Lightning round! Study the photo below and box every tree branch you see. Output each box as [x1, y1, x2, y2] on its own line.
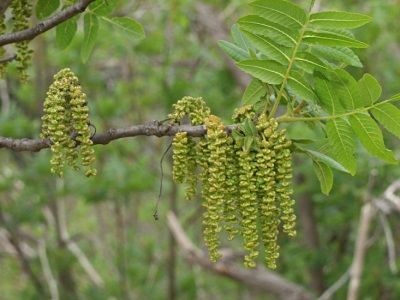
[0, 0, 96, 47]
[0, 122, 239, 152]
[167, 211, 314, 300]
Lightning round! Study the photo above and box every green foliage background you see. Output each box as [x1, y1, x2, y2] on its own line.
[0, 0, 400, 299]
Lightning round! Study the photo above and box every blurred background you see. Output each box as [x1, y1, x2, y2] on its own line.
[1, 0, 400, 299]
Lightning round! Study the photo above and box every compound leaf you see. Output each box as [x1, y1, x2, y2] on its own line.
[237, 60, 286, 85]
[102, 17, 145, 41]
[218, 40, 250, 62]
[371, 103, 400, 139]
[287, 70, 318, 103]
[250, 0, 307, 30]
[242, 78, 268, 106]
[36, 0, 59, 19]
[313, 160, 333, 195]
[81, 13, 99, 63]
[56, 14, 78, 50]
[349, 113, 397, 164]
[358, 73, 382, 106]
[309, 11, 372, 29]
[326, 118, 357, 175]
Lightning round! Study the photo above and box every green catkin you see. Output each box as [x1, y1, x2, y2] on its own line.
[41, 68, 96, 177]
[172, 132, 198, 200]
[168, 96, 211, 125]
[10, 0, 33, 83]
[170, 98, 296, 268]
[237, 148, 259, 268]
[223, 137, 239, 241]
[201, 115, 229, 262]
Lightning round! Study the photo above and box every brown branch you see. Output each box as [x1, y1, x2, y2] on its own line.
[0, 0, 96, 47]
[167, 211, 314, 300]
[0, 122, 239, 152]
[0, 53, 17, 63]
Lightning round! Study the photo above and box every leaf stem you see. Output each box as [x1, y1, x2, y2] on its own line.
[268, 12, 311, 119]
[277, 96, 400, 123]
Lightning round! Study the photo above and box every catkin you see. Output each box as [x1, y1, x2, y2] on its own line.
[169, 97, 296, 268]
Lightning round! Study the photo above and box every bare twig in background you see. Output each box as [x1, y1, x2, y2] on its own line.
[0, 53, 16, 63]
[347, 171, 377, 300]
[167, 211, 313, 300]
[55, 197, 105, 289]
[38, 235, 59, 300]
[317, 268, 350, 300]
[379, 213, 398, 274]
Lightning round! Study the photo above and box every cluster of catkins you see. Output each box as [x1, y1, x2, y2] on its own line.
[41, 68, 96, 178]
[0, 0, 33, 82]
[170, 97, 296, 269]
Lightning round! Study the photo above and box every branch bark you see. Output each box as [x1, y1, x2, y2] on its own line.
[0, 0, 96, 47]
[167, 211, 314, 300]
[0, 122, 239, 152]
[0, 0, 12, 17]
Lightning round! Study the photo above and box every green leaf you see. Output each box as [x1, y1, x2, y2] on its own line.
[306, 149, 349, 173]
[358, 73, 382, 106]
[218, 40, 250, 62]
[371, 103, 400, 139]
[101, 17, 145, 41]
[81, 14, 99, 63]
[311, 45, 362, 68]
[238, 15, 300, 47]
[244, 136, 255, 152]
[349, 113, 397, 164]
[244, 118, 258, 136]
[237, 60, 286, 85]
[303, 30, 368, 48]
[89, 0, 119, 16]
[36, 0, 59, 19]
[326, 118, 357, 175]
[242, 78, 267, 106]
[287, 70, 318, 103]
[294, 51, 328, 74]
[331, 69, 363, 110]
[314, 73, 345, 115]
[250, 0, 307, 30]
[231, 24, 254, 51]
[242, 30, 292, 65]
[313, 161, 333, 195]
[309, 11, 372, 29]
[232, 129, 244, 140]
[56, 15, 78, 50]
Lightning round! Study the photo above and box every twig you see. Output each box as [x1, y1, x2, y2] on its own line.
[167, 211, 313, 300]
[38, 237, 59, 300]
[0, 53, 17, 63]
[0, 0, 96, 47]
[0, 122, 239, 152]
[56, 196, 105, 288]
[379, 213, 398, 274]
[317, 268, 350, 300]
[347, 171, 377, 300]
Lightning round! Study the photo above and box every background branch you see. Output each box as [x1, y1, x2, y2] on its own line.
[167, 211, 314, 300]
[0, 0, 96, 47]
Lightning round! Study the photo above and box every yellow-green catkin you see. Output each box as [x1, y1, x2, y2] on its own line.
[168, 96, 211, 126]
[237, 147, 260, 268]
[172, 131, 198, 200]
[41, 68, 96, 177]
[0, 16, 7, 79]
[10, 0, 33, 83]
[255, 116, 281, 269]
[169, 98, 297, 269]
[201, 115, 230, 262]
